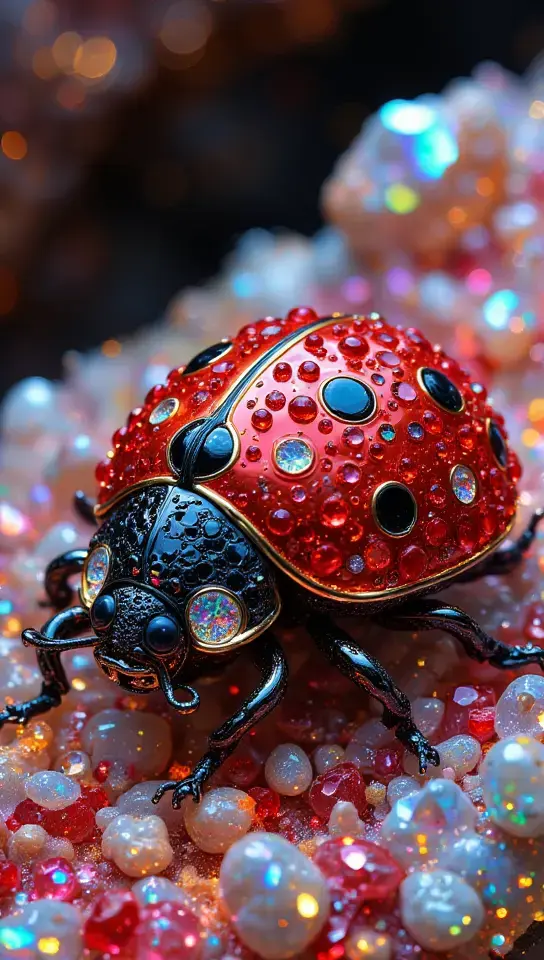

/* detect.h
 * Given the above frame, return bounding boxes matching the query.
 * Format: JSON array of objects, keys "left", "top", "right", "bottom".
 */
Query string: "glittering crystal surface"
[
  {"left": 187, "top": 589, "right": 243, "bottom": 645},
  {"left": 84, "top": 546, "right": 110, "bottom": 602},
  {"left": 451, "top": 465, "right": 477, "bottom": 505},
  {"left": 149, "top": 397, "right": 179, "bottom": 426},
  {"left": 273, "top": 437, "right": 315, "bottom": 475}
]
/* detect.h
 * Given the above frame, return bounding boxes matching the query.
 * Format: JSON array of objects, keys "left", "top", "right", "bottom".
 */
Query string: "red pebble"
[
  {"left": 441, "top": 685, "right": 496, "bottom": 739},
  {"left": 81, "top": 784, "right": 110, "bottom": 811},
  {"left": 309, "top": 763, "right": 367, "bottom": 819},
  {"left": 314, "top": 837, "right": 403, "bottom": 901},
  {"left": 94, "top": 760, "right": 111, "bottom": 783},
  {"left": 468, "top": 706, "right": 496, "bottom": 743},
  {"left": 374, "top": 744, "right": 403, "bottom": 781},
  {"left": 32, "top": 858, "right": 80, "bottom": 901},
  {"left": 84, "top": 890, "right": 140, "bottom": 956},
  {"left": 42, "top": 797, "right": 95, "bottom": 843},
  {"left": 7, "top": 799, "right": 44, "bottom": 831},
  {"left": 248, "top": 786, "right": 281, "bottom": 821},
  {"left": 136, "top": 901, "right": 201, "bottom": 959},
  {"left": 0, "top": 861, "right": 20, "bottom": 897},
  {"left": 223, "top": 747, "right": 262, "bottom": 788}
]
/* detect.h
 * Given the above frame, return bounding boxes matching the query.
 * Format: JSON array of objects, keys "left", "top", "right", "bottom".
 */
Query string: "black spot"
[
  {"left": 374, "top": 483, "right": 417, "bottom": 537},
  {"left": 322, "top": 377, "right": 376, "bottom": 423},
  {"left": 183, "top": 342, "right": 232, "bottom": 376},
  {"left": 420, "top": 368, "right": 463, "bottom": 413},
  {"left": 488, "top": 419, "right": 508, "bottom": 468},
  {"left": 144, "top": 615, "right": 181, "bottom": 656},
  {"left": 92, "top": 593, "right": 116, "bottom": 630},
  {"left": 194, "top": 426, "right": 234, "bottom": 478},
  {"left": 168, "top": 421, "right": 206, "bottom": 476}
]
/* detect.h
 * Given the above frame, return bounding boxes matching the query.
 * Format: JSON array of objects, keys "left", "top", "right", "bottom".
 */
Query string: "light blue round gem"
[{"left": 274, "top": 438, "right": 314, "bottom": 476}]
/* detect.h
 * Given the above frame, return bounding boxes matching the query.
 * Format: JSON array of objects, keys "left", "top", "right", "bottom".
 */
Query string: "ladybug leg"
[
  {"left": 379, "top": 598, "right": 544, "bottom": 671},
  {"left": 152, "top": 634, "right": 288, "bottom": 807},
  {"left": 73, "top": 491, "right": 97, "bottom": 525},
  {"left": 456, "top": 508, "right": 544, "bottom": 582},
  {"left": 307, "top": 614, "right": 440, "bottom": 775},
  {"left": 0, "top": 606, "right": 93, "bottom": 728},
  {"left": 41, "top": 549, "right": 88, "bottom": 610}
]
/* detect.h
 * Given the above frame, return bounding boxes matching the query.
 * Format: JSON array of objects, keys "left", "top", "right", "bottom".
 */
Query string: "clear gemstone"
[
  {"left": 347, "top": 555, "right": 365, "bottom": 574},
  {"left": 274, "top": 438, "right": 314, "bottom": 476},
  {"left": 188, "top": 589, "right": 243, "bottom": 646},
  {"left": 451, "top": 464, "right": 477, "bottom": 504},
  {"left": 149, "top": 397, "right": 179, "bottom": 425},
  {"left": 379, "top": 424, "right": 396, "bottom": 442},
  {"left": 84, "top": 546, "right": 110, "bottom": 603}
]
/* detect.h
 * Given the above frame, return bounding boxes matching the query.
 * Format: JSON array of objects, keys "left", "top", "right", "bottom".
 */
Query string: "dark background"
[{"left": 2, "top": 0, "right": 544, "bottom": 397}]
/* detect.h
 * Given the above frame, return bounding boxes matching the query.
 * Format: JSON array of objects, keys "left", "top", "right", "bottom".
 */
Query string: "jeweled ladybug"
[{"left": 3, "top": 308, "right": 543, "bottom": 806}]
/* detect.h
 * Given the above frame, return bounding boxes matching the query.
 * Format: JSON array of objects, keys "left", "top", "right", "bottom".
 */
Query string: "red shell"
[{"left": 96, "top": 310, "right": 519, "bottom": 603}]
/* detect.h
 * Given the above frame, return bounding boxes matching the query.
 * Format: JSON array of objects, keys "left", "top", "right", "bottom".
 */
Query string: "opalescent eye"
[
  {"left": 92, "top": 593, "right": 116, "bottom": 630},
  {"left": 144, "top": 616, "right": 180, "bottom": 656}
]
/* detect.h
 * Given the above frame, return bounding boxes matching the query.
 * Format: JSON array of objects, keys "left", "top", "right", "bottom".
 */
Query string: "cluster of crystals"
[
  {"left": 322, "top": 59, "right": 544, "bottom": 370},
  {"left": 204, "top": 311, "right": 518, "bottom": 595}
]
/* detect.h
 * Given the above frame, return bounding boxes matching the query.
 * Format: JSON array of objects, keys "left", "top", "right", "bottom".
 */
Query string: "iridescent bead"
[
  {"left": 102, "top": 815, "right": 173, "bottom": 878},
  {"left": 450, "top": 464, "right": 477, "bottom": 504},
  {"left": 265, "top": 744, "right": 313, "bottom": 797},
  {"left": 0, "top": 900, "right": 83, "bottom": 959},
  {"left": 400, "top": 869, "right": 484, "bottom": 951},
  {"left": 187, "top": 589, "right": 243, "bottom": 646},
  {"left": 183, "top": 787, "right": 255, "bottom": 854},
  {"left": 481, "top": 735, "right": 544, "bottom": 837},
  {"left": 273, "top": 438, "right": 315, "bottom": 476},
  {"left": 25, "top": 772, "right": 80, "bottom": 811},
  {"left": 82, "top": 545, "right": 110, "bottom": 603},
  {"left": 149, "top": 397, "right": 179, "bottom": 425},
  {"left": 220, "top": 833, "right": 329, "bottom": 959},
  {"left": 494, "top": 674, "right": 544, "bottom": 741}
]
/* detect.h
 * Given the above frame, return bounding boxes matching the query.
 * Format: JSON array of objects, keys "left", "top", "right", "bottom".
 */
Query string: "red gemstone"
[
  {"left": 441, "top": 685, "right": 496, "bottom": 739},
  {"left": 321, "top": 494, "right": 349, "bottom": 529},
  {"left": 42, "top": 798, "right": 95, "bottom": 843},
  {"left": 313, "top": 837, "right": 403, "bottom": 900},
  {"left": 309, "top": 762, "right": 367, "bottom": 819},
  {"left": 289, "top": 395, "right": 318, "bottom": 424},
  {"left": 425, "top": 517, "right": 449, "bottom": 546},
  {"left": 268, "top": 508, "right": 294, "bottom": 537},
  {"left": 374, "top": 744, "right": 403, "bottom": 780},
  {"left": 84, "top": 890, "right": 140, "bottom": 956},
  {"left": 246, "top": 445, "right": 262, "bottom": 462},
  {"left": 248, "top": 786, "right": 281, "bottom": 820},
  {"left": 0, "top": 861, "right": 20, "bottom": 898},
  {"left": 273, "top": 362, "right": 292, "bottom": 382},
  {"left": 251, "top": 408, "right": 273, "bottom": 432},
  {"left": 81, "top": 784, "right": 110, "bottom": 811},
  {"left": 399, "top": 545, "right": 427, "bottom": 582},
  {"left": 136, "top": 901, "right": 201, "bottom": 959},
  {"left": 287, "top": 305, "right": 318, "bottom": 325},
  {"left": 7, "top": 798, "right": 44, "bottom": 831},
  {"left": 364, "top": 539, "right": 391, "bottom": 572},
  {"left": 468, "top": 706, "right": 496, "bottom": 743},
  {"left": 223, "top": 747, "right": 262, "bottom": 788},
  {"left": 298, "top": 361, "right": 321, "bottom": 382},
  {"left": 311, "top": 543, "right": 343, "bottom": 577},
  {"left": 339, "top": 335, "right": 369, "bottom": 358},
  {"left": 265, "top": 390, "right": 286, "bottom": 410},
  {"left": 32, "top": 858, "right": 80, "bottom": 901},
  {"left": 305, "top": 333, "right": 324, "bottom": 352}
]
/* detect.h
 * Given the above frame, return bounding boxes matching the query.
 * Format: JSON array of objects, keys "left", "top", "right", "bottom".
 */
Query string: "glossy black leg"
[
  {"left": 43, "top": 550, "right": 88, "bottom": 610},
  {"left": 307, "top": 613, "right": 440, "bottom": 774},
  {"left": 152, "top": 635, "right": 288, "bottom": 806},
  {"left": 457, "top": 509, "right": 544, "bottom": 582},
  {"left": 74, "top": 491, "right": 97, "bottom": 525},
  {"left": 378, "top": 598, "right": 544, "bottom": 670},
  {"left": 0, "top": 606, "right": 92, "bottom": 728}
]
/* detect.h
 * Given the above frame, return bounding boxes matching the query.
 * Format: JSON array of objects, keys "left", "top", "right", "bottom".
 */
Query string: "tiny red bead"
[
  {"left": 248, "top": 786, "right": 281, "bottom": 820},
  {"left": 265, "top": 390, "right": 286, "bottom": 410},
  {"left": 298, "top": 361, "right": 321, "bottom": 382},
  {"left": 399, "top": 545, "right": 428, "bottom": 581},
  {"left": 273, "top": 362, "right": 292, "bottom": 382},
  {"left": 81, "top": 784, "right": 110, "bottom": 811},
  {"left": 289, "top": 395, "right": 317, "bottom": 424},
  {"left": 246, "top": 445, "right": 262, "bottom": 462},
  {"left": 32, "top": 857, "right": 80, "bottom": 901},
  {"left": 251, "top": 408, "right": 273, "bottom": 432},
  {"left": 339, "top": 335, "right": 369, "bottom": 358},
  {"left": 287, "top": 306, "right": 318, "bottom": 325},
  {"left": 309, "top": 762, "right": 367, "bottom": 819},
  {"left": 314, "top": 837, "right": 403, "bottom": 901},
  {"left": 84, "top": 890, "right": 140, "bottom": 956},
  {"left": 311, "top": 543, "right": 343, "bottom": 577},
  {"left": 267, "top": 508, "right": 294, "bottom": 537},
  {"left": 468, "top": 706, "right": 496, "bottom": 743},
  {"left": 0, "top": 861, "right": 20, "bottom": 898}
]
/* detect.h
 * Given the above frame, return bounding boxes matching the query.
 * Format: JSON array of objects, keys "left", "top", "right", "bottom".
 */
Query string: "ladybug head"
[{"left": 90, "top": 581, "right": 198, "bottom": 709}]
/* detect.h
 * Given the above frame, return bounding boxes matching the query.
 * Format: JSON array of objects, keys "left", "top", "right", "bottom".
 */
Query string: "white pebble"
[
  {"left": 184, "top": 787, "right": 255, "bottom": 854},
  {"left": 386, "top": 776, "right": 420, "bottom": 806},
  {"left": 265, "top": 744, "right": 312, "bottom": 796},
  {"left": 132, "top": 875, "right": 189, "bottom": 907},
  {"left": 351, "top": 719, "right": 394, "bottom": 747},
  {"left": 43, "top": 836, "right": 75, "bottom": 862},
  {"left": 82, "top": 709, "right": 172, "bottom": 777},
  {"left": 400, "top": 870, "right": 484, "bottom": 952},
  {"left": 95, "top": 807, "right": 120, "bottom": 830},
  {"left": 0, "top": 770, "right": 27, "bottom": 819},
  {"left": 26, "top": 771, "right": 80, "bottom": 810},
  {"left": 344, "top": 739, "right": 375, "bottom": 774},
  {"left": 102, "top": 814, "right": 173, "bottom": 877},
  {"left": 7, "top": 824, "right": 48, "bottom": 863},
  {"left": 403, "top": 735, "right": 481, "bottom": 780},
  {"left": 494, "top": 675, "right": 544, "bottom": 740},
  {"left": 220, "top": 832, "right": 329, "bottom": 959},
  {"left": 481, "top": 735, "right": 544, "bottom": 837},
  {"left": 115, "top": 781, "right": 186, "bottom": 832},
  {"left": 0, "top": 900, "right": 82, "bottom": 960},
  {"left": 412, "top": 697, "right": 445, "bottom": 738},
  {"left": 345, "top": 927, "right": 392, "bottom": 960},
  {"left": 313, "top": 744, "right": 345, "bottom": 774},
  {"left": 328, "top": 801, "right": 365, "bottom": 838}
]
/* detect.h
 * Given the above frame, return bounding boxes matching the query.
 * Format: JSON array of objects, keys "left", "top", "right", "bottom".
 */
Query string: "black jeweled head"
[{"left": 79, "top": 484, "right": 279, "bottom": 708}]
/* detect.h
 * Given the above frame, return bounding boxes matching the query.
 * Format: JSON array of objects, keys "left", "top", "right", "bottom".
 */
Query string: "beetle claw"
[{"left": 152, "top": 774, "right": 204, "bottom": 807}]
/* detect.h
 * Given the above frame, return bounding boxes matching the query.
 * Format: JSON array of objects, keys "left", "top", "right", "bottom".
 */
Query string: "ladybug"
[{"left": 2, "top": 308, "right": 543, "bottom": 806}]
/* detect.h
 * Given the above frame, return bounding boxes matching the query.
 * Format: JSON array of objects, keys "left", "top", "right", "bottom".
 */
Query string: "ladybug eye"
[
  {"left": 418, "top": 368, "right": 464, "bottom": 414},
  {"left": 183, "top": 342, "right": 232, "bottom": 376},
  {"left": 488, "top": 419, "right": 508, "bottom": 469},
  {"left": 373, "top": 482, "right": 417, "bottom": 537},
  {"left": 194, "top": 425, "right": 236, "bottom": 479},
  {"left": 92, "top": 593, "right": 116, "bottom": 630},
  {"left": 144, "top": 616, "right": 180, "bottom": 656},
  {"left": 320, "top": 376, "right": 376, "bottom": 424}
]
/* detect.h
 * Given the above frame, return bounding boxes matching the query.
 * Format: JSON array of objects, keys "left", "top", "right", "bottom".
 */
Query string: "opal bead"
[
  {"left": 400, "top": 869, "right": 484, "bottom": 951},
  {"left": 183, "top": 787, "right": 255, "bottom": 854},
  {"left": 481, "top": 735, "right": 544, "bottom": 837},
  {"left": 265, "top": 744, "right": 313, "bottom": 796}
]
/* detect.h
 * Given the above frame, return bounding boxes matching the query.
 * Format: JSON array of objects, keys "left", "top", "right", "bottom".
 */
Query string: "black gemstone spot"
[
  {"left": 183, "top": 342, "right": 232, "bottom": 376},
  {"left": 169, "top": 421, "right": 206, "bottom": 475},
  {"left": 488, "top": 419, "right": 508, "bottom": 468},
  {"left": 144, "top": 615, "right": 180, "bottom": 656},
  {"left": 227, "top": 571, "right": 246, "bottom": 592},
  {"left": 374, "top": 483, "right": 417, "bottom": 537},
  {"left": 92, "top": 593, "right": 116, "bottom": 630},
  {"left": 322, "top": 377, "right": 376, "bottom": 423},
  {"left": 194, "top": 426, "right": 234, "bottom": 478},
  {"left": 226, "top": 543, "right": 248, "bottom": 565},
  {"left": 420, "top": 368, "right": 463, "bottom": 413}
]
